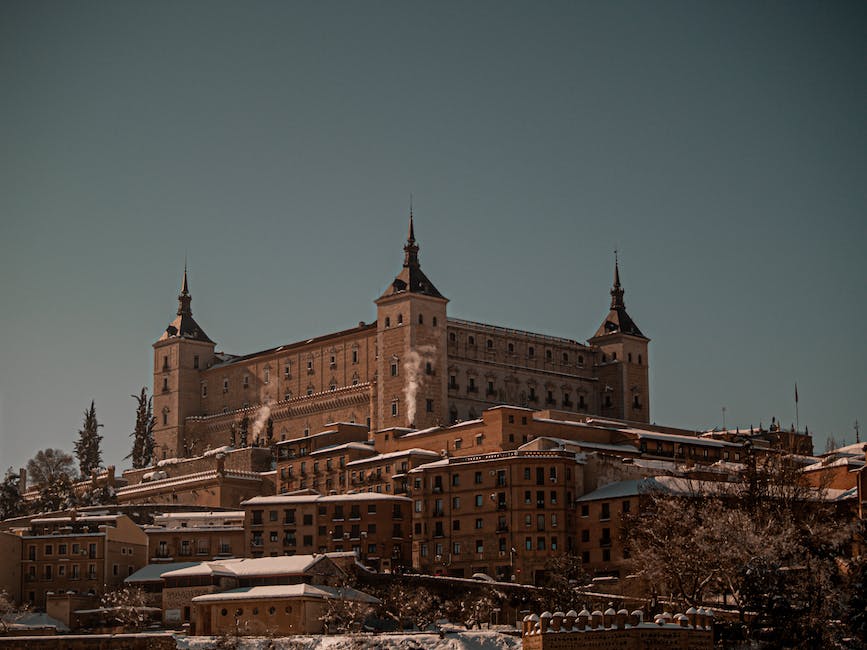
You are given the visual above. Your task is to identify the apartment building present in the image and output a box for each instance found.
[144,510,245,563]
[408,449,587,583]
[18,512,148,609]
[242,493,411,571]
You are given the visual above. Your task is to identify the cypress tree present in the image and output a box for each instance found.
[74,400,103,477]
[127,388,155,468]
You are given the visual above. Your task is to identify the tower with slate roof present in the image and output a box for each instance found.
[152,267,216,460]
[588,256,650,423]
[375,212,449,430]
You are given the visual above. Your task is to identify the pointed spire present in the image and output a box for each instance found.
[408,196,416,244]
[403,206,420,268]
[610,250,625,309]
[177,264,192,316]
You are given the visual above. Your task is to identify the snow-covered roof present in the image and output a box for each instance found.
[310,442,375,456]
[4,612,70,632]
[519,436,636,455]
[30,514,120,525]
[625,430,737,448]
[154,511,245,520]
[242,493,410,506]
[161,554,337,580]
[802,456,865,472]
[191,584,378,604]
[345,448,441,467]
[396,425,443,438]
[826,442,867,456]
[125,562,200,583]
[117,469,263,496]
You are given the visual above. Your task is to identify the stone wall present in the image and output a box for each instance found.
[0,634,177,650]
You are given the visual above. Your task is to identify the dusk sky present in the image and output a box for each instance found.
[1,1,865,477]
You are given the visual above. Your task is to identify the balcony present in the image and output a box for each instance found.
[467,385,479,394]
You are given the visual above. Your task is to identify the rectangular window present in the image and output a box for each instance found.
[475,518,483,529]
[601,503,610,520]
[426,399,434,413]
[475,494,483,507]
[475,540,484,554]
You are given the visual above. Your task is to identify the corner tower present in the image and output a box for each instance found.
[588,256,650,423]
[152,267,215,460]
[375,213,448,431]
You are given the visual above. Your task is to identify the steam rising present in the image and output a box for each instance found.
[251,403,271,443]
[403,345,437,426]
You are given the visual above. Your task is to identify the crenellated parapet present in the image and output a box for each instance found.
[521,606,713,650]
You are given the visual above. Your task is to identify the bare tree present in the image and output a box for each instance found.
[26,448,76,488]
[99,586,151,629]
[623,458,851,647]
[0,590,30,633]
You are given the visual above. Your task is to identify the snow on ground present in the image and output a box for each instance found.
[176,629,521,650]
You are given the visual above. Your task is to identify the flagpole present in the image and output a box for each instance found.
[795,383,799,432]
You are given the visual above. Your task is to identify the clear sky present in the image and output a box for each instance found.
[1,1,865,477]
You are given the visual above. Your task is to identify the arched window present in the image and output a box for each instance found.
[397,313,403,325]
[486,339,493,349]
[385,316,391,328]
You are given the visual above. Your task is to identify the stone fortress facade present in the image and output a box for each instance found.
[152,215,650,461]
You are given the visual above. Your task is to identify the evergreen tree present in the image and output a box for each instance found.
[0,469,24,520]
[74,400,103,477]
[127,388,155,468]
[34,473,76,513]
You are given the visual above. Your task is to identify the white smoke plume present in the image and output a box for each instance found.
[403,345,437,427]
[251,403,271,443]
